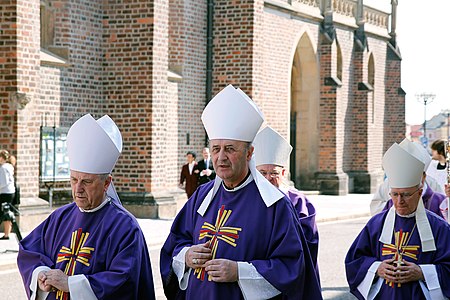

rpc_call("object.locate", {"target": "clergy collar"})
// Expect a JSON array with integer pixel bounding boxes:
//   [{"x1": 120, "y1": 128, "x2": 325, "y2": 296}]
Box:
[
  {"x1": 197, "y1": 157, "x2": 285, "y2": 216},
  {"x1": 396, "y1": 211, "x2": 416, "y2": 218},
  {"x1": 379, "y1": 197, "x2": 436, "y2": 252},
  {"x1": 78, "y1": 196, "x2": 111, "y2": 213},
  {"x1": 222, "y1": 171, "x2": 252, "y2": 192}
]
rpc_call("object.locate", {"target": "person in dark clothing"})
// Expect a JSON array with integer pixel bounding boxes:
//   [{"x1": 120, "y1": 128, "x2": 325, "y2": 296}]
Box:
[
  {"x1": 197, "y1": 147, "x2": 215, "y2": 185},
  {"x1": 179, "y1": 151, "x2": 199, "y2": 198}
]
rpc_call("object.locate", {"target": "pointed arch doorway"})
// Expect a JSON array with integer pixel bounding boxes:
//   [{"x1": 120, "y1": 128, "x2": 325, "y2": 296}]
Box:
[{"x1": 290, "y1": 33, "x2": 320, "y2": 190}]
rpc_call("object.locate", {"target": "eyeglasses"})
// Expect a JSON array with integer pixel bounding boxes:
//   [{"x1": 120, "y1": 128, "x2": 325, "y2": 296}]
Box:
[
  {"x1": 259, "y1": 171, "x2": 281, "y2": 179},
  {"x1": 389, "y1": 188, "x2": 421, "y2": 200}
]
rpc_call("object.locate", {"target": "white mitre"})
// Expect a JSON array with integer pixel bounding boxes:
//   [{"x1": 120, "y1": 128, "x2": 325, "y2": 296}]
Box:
[
  {"x1": 67, "y1": 114, "x2": 123, "y2": 203},
  {"x1": 379, "y1": 143, "x2": 435, "y2": 252},
  {"x1": 201, "y1": 85, "x2": 264, "y2": 142},
  {"x1": 197, "y1": 85, "x2": 284, "y2": 216},
  {"x1": 383, "y1": 143, "x2": 424, "y2": 188},
  {"x1": 253, "y1": 126, "x2": 292, "y2": 167},
  {"x1": 398, "y1": 138, "x2": 431, "y2": 171}
]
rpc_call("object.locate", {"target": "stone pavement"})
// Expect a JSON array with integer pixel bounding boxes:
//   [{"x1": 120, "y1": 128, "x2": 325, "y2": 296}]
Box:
[{"x1": 0, "y1": 193, "x2": 373, "y2": 271}]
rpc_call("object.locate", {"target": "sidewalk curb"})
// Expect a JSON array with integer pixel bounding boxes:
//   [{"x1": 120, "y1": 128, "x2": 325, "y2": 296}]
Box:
[
  {"x1": 317, "y1": 212, "x2": 371, "y2": 223},
  {"x1": 0, "y1": 252, "x2": 18, "y2": 272}
]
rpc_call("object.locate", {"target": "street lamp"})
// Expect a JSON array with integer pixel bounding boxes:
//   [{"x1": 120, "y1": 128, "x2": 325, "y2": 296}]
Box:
[{"x1": 416, "y1": 93, "x2": 436, "y2": 146}]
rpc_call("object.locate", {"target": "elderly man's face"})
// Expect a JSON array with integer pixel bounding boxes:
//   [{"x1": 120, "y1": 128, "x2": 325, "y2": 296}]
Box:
[
  {"x1": 256, "y1": 164, "x2": 285, "y2": 188},
  {"x1": 202, "y1": 148, "x2": 210, "y2": 160},
  {"x1": 390, "y1": 185, "x2": 422, "y2": 216},
  {"x1": 70, "y1": 170, "x2": 111, "y2": 210},
  {"x1": 210, "y1": 139, "x2": 253, "y2": 188}
]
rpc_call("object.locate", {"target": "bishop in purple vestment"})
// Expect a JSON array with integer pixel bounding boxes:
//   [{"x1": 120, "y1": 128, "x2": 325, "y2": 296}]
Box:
[
  {"x1": 161, "y1": 178, "x2": 322, "y2": 299},
  {"x1": 345, "y1": 208, "x2": 450, "y2": 300},
  {"x1": 345, "y1": 142, "x2": 450, "y2": 300},
  {"x1": 160, "y1": 85, "x2": 322, "y2": 300},
  {"x1": 17, "y1": 114, "x2": 155, "y2": 300},
  {"x1": 253, "y1": 126, "x2": 319, "y2": 276}
]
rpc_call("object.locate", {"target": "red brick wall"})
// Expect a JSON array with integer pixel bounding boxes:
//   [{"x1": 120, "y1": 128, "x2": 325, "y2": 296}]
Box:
[
  {"x1": 0, "y1": 1, "x2": 18, "y2": 159},
  {"x1": 384, "y1": 44, "x2": 405, "y2": 153},
  {"x1": 319, "y1": 42, "x2": 338, "y2": 172},
  {"x1": 53, "y1": 0, "x2": 104, "y2": 124},
  {"x1": 13, "y1": 0, "x2": 41, "y2": 198},
  {"x1": 367, "y1": 37, "x2": 389, "y2": 174},
  {"x1": 242, "y1": 3, "x2": 398, "y2": 191},
  {"x1": 169, "y1": 0, "x2": 208, "y2": 174},
  {"x1": 349, "y1": 48, "x2": 368, "y2": 170},
  {"x1": 212, "y1": 0, "x2": 258, "y2": 95},
  {"x1": 4, "y1": 0, "x2": 404, "y2": 201},
  {"x1": 103, "y1": 0, "x2": 171, "y2": 194}
]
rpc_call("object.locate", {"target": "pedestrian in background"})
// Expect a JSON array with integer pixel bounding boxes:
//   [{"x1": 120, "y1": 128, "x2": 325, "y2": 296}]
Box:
[
  {"x1": 197, "y1": 147, "x2": 215, "y2": 185},
  {"x1": 427, "y1": 139, "x2": 447, "y2": 192},
  {"x1": 0, "y1": 149, "x2": 16, "y2": 240},
  {"x1": 179, "y1": 151, "x2": 199, "y2": 198}
]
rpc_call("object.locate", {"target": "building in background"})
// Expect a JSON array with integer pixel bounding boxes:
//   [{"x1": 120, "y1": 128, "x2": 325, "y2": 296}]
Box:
[
  {"x1": 0, "y1": 0, "x2": 404, "y2": 220},
  {"x1": 408, "y1": 109, "x2": 450, "y2": 146}
]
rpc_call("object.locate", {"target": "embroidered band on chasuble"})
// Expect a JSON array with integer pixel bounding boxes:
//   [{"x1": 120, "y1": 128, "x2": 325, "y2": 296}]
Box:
[
  {"x1": 195, "y1": 205, "x2": 242, "y2": 281},
  {"x1": 55, "y1": 228, "x2": 94, "y2": 300},
  {"x1": 381, "y1": 227, "x2": 420, "y2": 288}
]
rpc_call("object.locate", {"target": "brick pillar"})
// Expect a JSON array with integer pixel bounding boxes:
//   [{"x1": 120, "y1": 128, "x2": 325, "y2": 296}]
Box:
[
  {"x1": 384, "y1": 43, "x2": 405, "y2": 153},
  {"x1": 316, "y1": 31, "x2": 348, "y2": 195},
  {"x1": 212, "y1": 0, "x2": 260, "y2": 95},
  {"x1": 0, "y1": 1, "x2": 18, "y2": 158},
  {"x1": 347, "y1": 45, "x2": 372, "y2": 193},
  {"x1": 7, "y1": 0, "x2": 41, "y2": 201},
  {"x1": 103, "y1": 0, "x2": 175, "y2": 218},
  {"x1": 168, "y1": 0, "x2": 207, "y2": 179}
]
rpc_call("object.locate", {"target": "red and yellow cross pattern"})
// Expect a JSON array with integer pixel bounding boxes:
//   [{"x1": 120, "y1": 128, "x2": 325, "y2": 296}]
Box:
[
  {"x1": 194, "y1": 205, "x2": 242, "y2": 281},
  {"x1": 55, "y1": 228, "x2": 94, "y2": 300},
  {"x1": 381, "y1": 229, "x2": 420, "y2": 287}
]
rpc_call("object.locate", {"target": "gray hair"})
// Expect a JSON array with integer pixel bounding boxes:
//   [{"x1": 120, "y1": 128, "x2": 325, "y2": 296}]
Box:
[{"x1": 97, "y1": 173, "x2": 111, "y2": 181}]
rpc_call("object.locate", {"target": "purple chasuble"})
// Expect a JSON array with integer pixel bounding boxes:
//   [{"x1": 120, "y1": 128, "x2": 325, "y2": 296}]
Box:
[
  {"x1": 345, "y1": 210, "x2": 450, "y2": 300},
  {"x1": 382, "y1": 185, "x2": 447, "y2": 219},
  {"x1": 160, "y1": 180, "x2": 323, "y2": 300},
  {"x1": 287, "y1": 188, "x2": 320, "y2": 281},
  {"x1": 17, "y1": 199, "x2": 155, "y2": 300}
]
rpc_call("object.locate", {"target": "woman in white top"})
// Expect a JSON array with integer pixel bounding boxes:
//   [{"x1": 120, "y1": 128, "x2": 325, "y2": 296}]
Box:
[
  {"x1": 426, "y1": 139, "x2": 447, "y2": 192},
  {"x1": 0, "y1": 150, "x2": 16, "y2": 240}
]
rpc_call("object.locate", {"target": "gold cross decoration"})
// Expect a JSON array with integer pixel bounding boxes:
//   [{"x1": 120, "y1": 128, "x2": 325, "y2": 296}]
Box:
[
  {"x1": 381, "y1": 229, "x2": 420, "y2": 287},
  {"x1": 55, "y1": 228, "x2": 94, "y2": 299},
  {"x1": 194, "y1": 205, "x2": 242, "y2": 281}
]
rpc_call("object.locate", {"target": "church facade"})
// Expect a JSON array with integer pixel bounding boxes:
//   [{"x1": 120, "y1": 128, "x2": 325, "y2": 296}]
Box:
[{"x1": 0, "y1": 0, "x2": 405, "y2": 218}]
